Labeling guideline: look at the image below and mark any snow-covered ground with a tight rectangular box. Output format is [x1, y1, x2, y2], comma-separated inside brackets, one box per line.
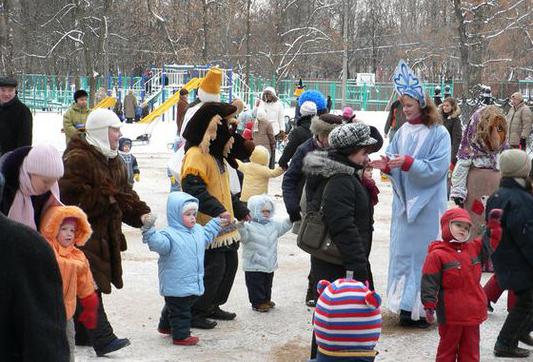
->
[31, 111, 523, 361]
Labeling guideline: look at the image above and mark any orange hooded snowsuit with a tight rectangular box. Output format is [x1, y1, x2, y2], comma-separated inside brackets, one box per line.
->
[40, 205, 95, 319]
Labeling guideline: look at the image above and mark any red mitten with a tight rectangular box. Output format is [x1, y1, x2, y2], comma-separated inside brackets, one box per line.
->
[471, 199, 485, 216]
[78, 292, 99, 329]
[425, 309, 435, 324]
[487, 209, 503, 248]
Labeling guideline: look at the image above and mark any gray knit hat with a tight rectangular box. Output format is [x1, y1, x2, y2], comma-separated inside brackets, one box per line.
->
[328, 122, 377, 153]
[500, 149, 531, 178]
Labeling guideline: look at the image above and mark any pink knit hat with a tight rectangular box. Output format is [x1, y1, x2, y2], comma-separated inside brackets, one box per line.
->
[342, 107, 354, 121]
[25, 144, 64, 178]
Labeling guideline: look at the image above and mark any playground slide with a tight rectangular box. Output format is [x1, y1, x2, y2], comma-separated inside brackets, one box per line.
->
[94, 96, 117, 109]
[139, 77, 202, 124]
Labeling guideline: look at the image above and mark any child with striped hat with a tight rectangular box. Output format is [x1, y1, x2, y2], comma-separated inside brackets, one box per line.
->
[312, 278, 382, 361]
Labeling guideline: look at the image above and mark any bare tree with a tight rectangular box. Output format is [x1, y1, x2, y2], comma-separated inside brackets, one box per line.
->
[0, 0, 14, 75]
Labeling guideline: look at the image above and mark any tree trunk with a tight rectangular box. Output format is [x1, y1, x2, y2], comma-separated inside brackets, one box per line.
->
[202, 0, 208, 63]
[0, 0, 15, 76]
[245, 0, 251, 84]
[99, 0, 113, 92]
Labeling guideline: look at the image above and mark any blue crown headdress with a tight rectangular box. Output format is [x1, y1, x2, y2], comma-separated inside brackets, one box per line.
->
[393, 59, 426, 108]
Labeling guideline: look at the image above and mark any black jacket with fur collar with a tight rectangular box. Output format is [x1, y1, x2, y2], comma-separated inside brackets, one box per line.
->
[303, 151, 372, 280]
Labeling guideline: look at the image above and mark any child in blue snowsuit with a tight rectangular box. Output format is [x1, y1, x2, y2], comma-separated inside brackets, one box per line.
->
[141, 192, 224, 346]
[238, 194, 292, 312]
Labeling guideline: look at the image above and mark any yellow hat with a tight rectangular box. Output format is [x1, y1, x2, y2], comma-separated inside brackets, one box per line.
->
[198, 68, 222, 102]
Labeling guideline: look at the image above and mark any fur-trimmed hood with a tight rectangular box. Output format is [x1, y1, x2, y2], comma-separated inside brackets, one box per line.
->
[310, 115, 343, 136]
[40, 205, 92, 248]
[303, 151, 356, 178]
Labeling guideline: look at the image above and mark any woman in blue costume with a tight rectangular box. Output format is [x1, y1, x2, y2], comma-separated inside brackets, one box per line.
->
[371, 60, 451, 328]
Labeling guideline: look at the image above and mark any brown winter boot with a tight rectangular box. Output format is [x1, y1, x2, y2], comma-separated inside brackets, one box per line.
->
[252, 303, 270, 313]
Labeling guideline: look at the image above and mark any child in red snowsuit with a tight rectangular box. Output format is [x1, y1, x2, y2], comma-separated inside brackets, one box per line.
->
[421, 207, 502, 361]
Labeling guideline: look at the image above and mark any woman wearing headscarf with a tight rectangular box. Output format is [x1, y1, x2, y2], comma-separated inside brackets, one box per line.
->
[0, 143, 63, 229]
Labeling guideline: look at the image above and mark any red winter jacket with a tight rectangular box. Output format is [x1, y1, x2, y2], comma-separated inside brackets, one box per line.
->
[421, 208, 501, 325]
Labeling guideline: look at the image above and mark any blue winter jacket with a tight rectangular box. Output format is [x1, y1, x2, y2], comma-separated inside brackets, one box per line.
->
[239, 195, 292, 273]
[142, 192, 221, 297]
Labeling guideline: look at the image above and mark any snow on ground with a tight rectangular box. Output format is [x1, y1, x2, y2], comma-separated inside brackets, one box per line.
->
[32, 111, 522, 361]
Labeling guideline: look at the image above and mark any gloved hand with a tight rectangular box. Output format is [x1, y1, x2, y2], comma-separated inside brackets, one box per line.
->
[78, 292, 99, 329]
[169, 175, 177, 185]
[452, 197, 464, 208]
[141, 213, 157, 230]
[425, 308, 435, 324]
[134, 174, 140, 182]
[520, 138, 526, 150]
[288, 210, 301, 223]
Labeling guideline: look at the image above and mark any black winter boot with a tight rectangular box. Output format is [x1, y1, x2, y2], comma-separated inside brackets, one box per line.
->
[494, 342, 530, 358]
[519, 333, 533, 346]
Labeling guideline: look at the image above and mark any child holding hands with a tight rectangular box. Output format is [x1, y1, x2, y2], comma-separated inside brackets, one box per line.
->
[141, 192, 229, 345]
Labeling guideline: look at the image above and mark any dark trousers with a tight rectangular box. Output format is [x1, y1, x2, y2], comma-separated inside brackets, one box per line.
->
[310, 257, 346, 301]
[269, 148, 276, 169]
[192, 245, 239, 318]
[245, 271, 274, 306]
[74, 291, 117, 351]
[437, 324, 480, 362]
[159, 296, 199, 340]
[497, 288, 533, 347]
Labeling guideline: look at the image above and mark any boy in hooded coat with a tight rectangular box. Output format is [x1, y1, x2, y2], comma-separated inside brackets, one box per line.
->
[239, 195, 292, 312]
[40, 205, 99, 361]
[421, 208, 502, 361]
[142, 192, 223, 345]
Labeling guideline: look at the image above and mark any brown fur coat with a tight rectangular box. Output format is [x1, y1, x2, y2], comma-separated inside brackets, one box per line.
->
[59, 136, 150, 294]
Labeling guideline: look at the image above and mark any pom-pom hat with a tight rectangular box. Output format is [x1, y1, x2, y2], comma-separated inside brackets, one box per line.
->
[314, 278, 382, 353]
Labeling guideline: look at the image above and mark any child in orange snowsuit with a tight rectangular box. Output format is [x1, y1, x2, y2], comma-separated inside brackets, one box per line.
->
[40, 205, 99, 361]
[421, 207, 502, 361]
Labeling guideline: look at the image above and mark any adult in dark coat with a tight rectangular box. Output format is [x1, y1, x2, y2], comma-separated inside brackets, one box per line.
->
[278, 101, 316, 169]
[486, 149, 533, 358]
[59, 109, 152, 356]
[439, 97, 462, 165]
[0, 173, 70, 362]
[282, 114, 342, 307]
[302, 122, 379, 359]
[0, 77, 32, 156]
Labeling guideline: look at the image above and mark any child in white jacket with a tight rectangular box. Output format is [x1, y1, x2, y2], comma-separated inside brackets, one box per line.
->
[238, 195, 292, 312]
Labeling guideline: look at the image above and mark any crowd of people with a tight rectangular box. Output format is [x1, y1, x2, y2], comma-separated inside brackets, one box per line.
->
[0, 60, 532, 362]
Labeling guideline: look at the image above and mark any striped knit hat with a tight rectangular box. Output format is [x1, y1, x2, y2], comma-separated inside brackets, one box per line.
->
[313, 279, 382, 353]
